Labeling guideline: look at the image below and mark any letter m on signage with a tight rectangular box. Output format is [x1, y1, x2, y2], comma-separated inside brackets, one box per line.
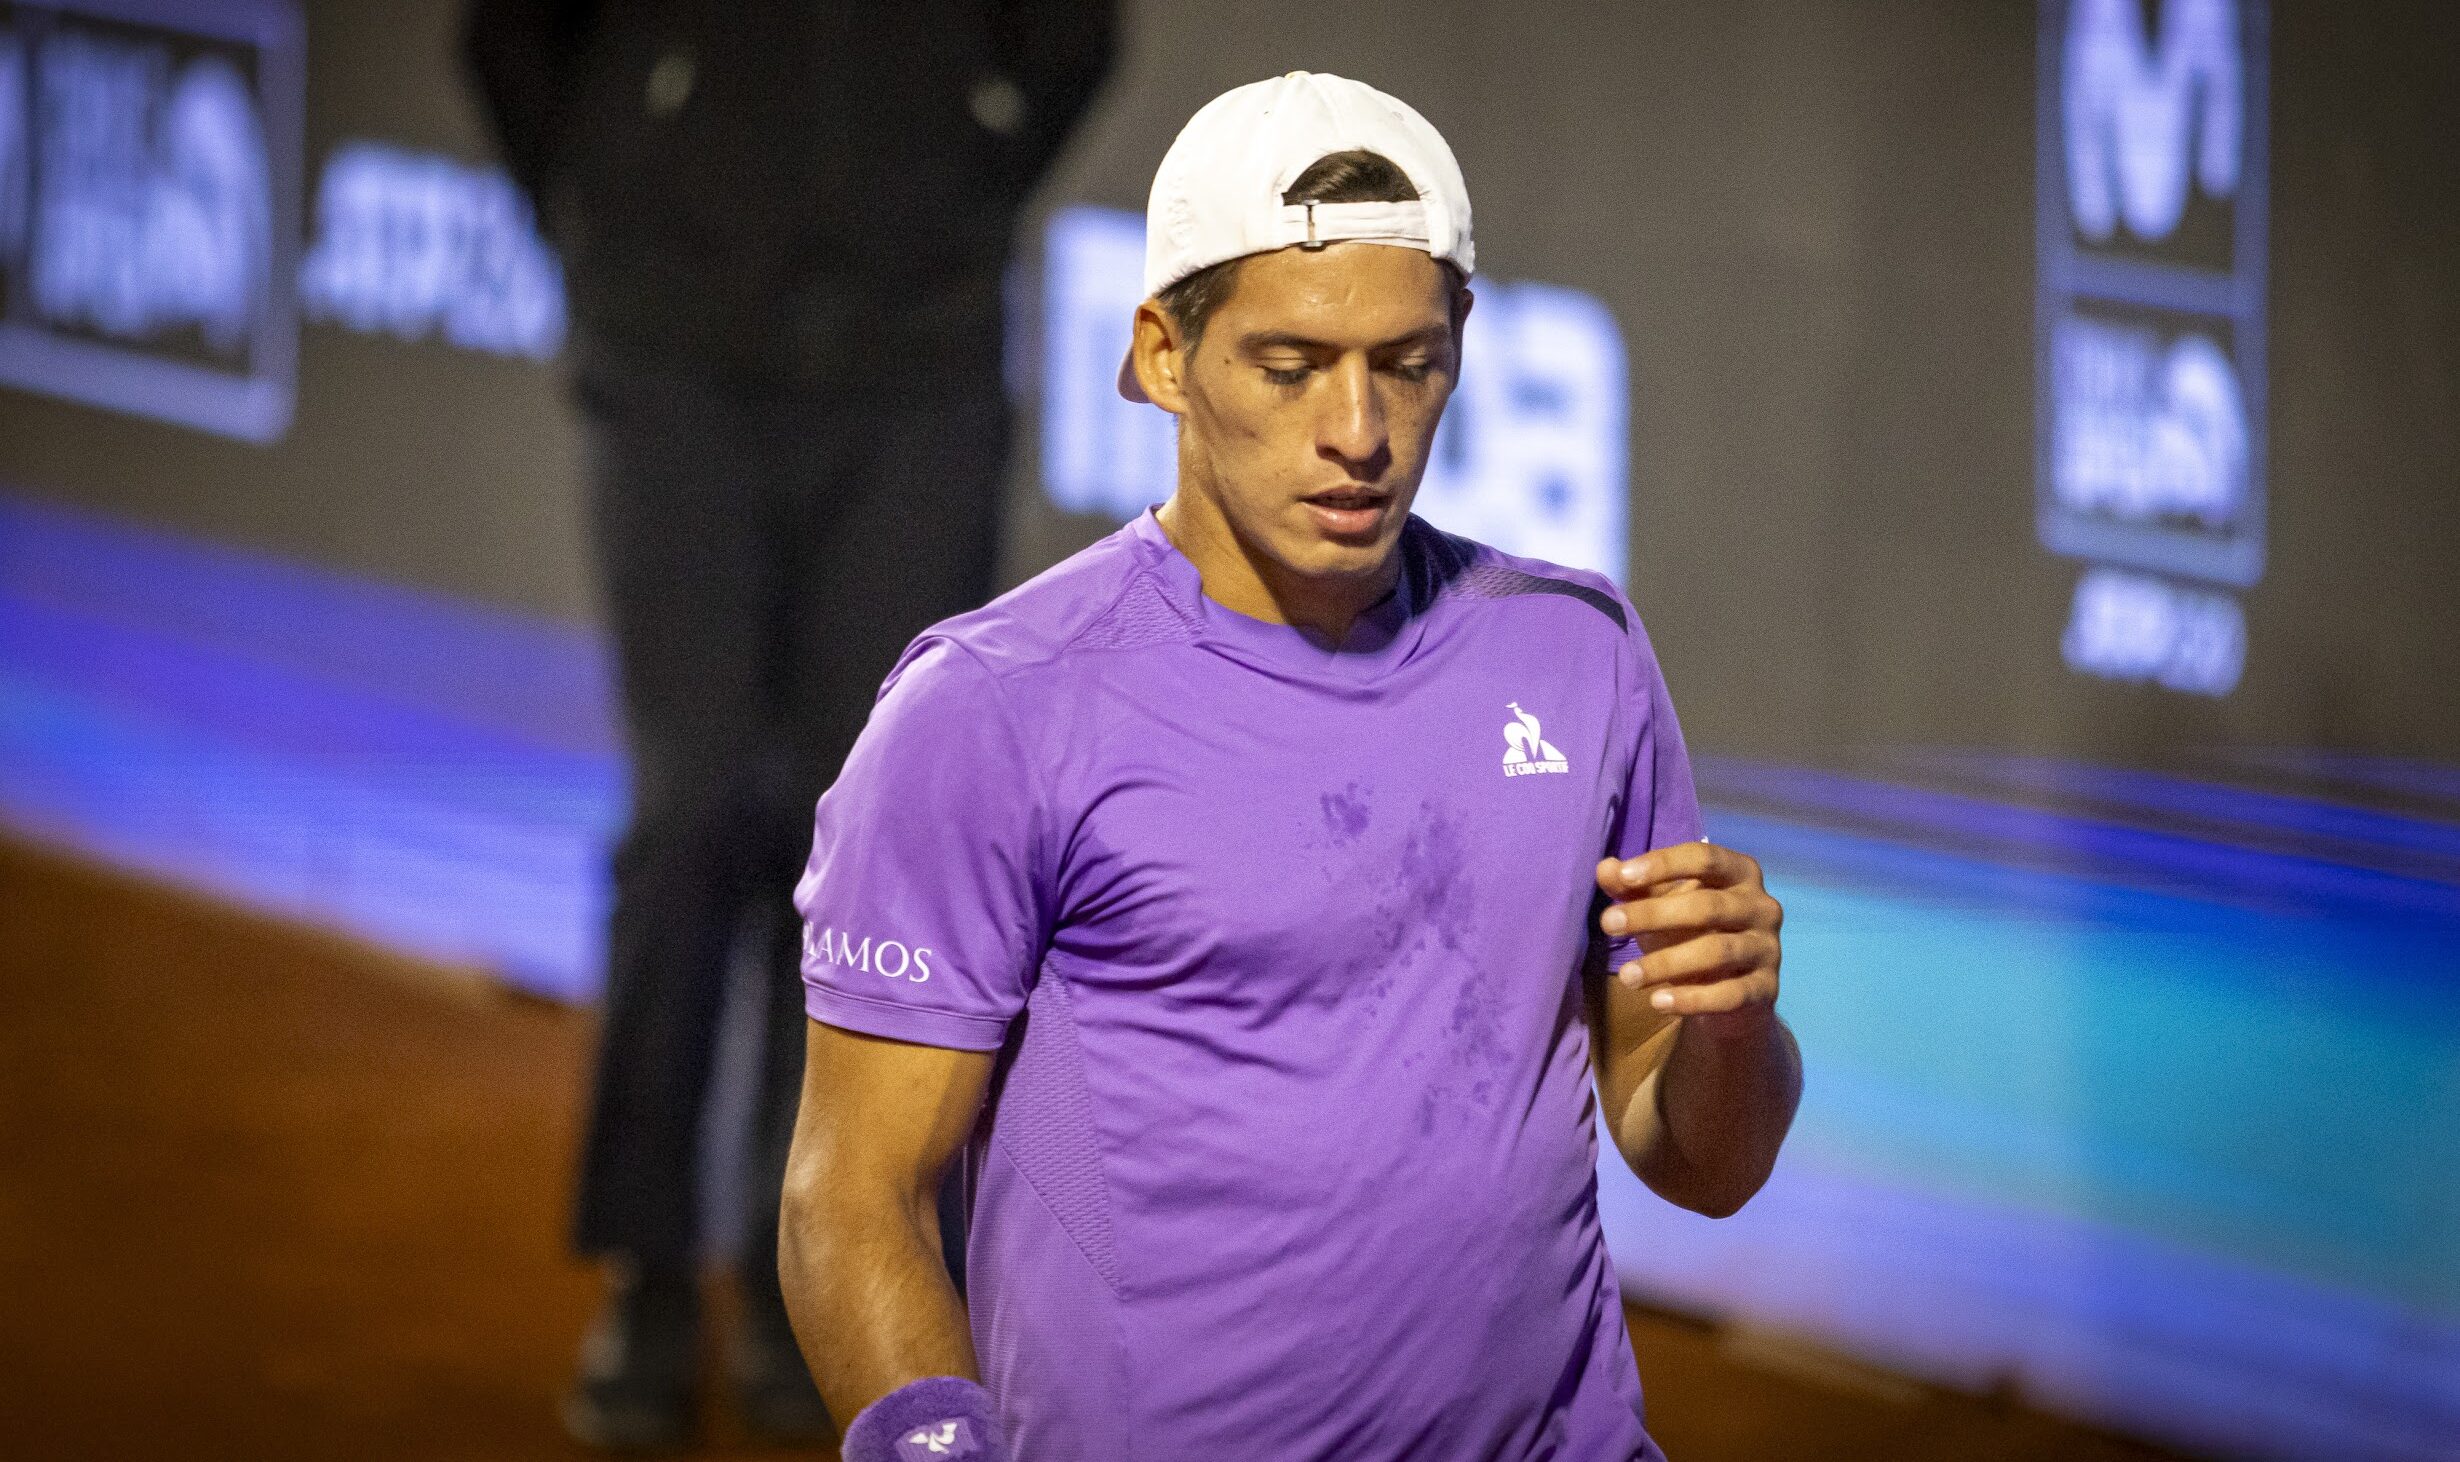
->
[2060, 0, 2247, 245]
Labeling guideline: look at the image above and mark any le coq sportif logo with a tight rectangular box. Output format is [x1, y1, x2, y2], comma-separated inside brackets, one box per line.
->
[1501, 702, 1569, 778]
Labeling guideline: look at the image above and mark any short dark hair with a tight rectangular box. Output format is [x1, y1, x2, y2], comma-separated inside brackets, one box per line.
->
[1155, 149, 1447, 349]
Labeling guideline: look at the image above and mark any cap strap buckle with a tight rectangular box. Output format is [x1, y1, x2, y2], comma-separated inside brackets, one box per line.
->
[1269, 200, 1436, 258]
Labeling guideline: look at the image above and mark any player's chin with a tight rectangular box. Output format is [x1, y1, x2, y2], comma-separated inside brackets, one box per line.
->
[1286, 536, 1398, 584]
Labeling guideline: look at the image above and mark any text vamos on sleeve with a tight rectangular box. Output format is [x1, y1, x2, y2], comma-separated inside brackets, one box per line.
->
[804, 925, 935, 982]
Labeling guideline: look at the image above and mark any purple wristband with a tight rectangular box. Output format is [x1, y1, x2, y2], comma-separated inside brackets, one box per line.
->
[842, 1375, 1007, 1462]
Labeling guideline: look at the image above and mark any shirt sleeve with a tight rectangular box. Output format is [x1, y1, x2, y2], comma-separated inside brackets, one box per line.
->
[794, 638, 1050, 1051]
[1602, 617, 1705, 969]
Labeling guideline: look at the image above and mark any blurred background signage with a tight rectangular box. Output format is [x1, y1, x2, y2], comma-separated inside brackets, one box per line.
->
[299, 139, 563, 361]
[2040, 0, 2267, 695]
[0, 0, 303, 441]
[0, 0, 557, 447]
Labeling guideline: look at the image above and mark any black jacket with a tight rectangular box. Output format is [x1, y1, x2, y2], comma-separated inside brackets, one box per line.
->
[462, 0, 1115, 386]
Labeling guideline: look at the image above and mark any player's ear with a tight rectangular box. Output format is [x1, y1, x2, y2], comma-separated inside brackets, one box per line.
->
[1131, 300, 1192, 415]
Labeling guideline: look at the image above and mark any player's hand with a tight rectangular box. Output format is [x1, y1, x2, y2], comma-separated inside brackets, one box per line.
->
[1595, 841, 1782, 1041]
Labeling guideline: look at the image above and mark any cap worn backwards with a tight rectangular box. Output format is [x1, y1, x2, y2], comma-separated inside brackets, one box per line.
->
[1118, 71, 1475, 403]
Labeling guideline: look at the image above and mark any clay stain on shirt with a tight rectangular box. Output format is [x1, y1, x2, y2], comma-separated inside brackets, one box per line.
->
[1373, 801, 1512, 1127]
[1320, 782, 1372, 843]
[1390, 801, 1477, 963]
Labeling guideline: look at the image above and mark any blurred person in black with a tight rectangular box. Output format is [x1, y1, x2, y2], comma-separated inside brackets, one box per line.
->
[460, 2, 1114, 1448]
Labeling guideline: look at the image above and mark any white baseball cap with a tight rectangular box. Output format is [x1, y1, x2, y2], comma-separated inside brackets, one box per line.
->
[1118, 70, 1476, 402]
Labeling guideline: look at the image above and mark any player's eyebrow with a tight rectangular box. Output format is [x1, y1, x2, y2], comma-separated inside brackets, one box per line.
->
[1236, 325, 1451, 354]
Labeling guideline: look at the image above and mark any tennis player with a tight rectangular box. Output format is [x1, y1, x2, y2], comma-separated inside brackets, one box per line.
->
[779, 71, 1800, 1462]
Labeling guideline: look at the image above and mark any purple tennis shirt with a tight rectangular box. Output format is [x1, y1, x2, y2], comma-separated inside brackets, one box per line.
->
[797, 509, 1701, 1462]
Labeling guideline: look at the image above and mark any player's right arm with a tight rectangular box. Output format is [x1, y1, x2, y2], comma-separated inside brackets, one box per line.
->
[778, 1021, 993, 1424]
[775, 635, 1055, 1442]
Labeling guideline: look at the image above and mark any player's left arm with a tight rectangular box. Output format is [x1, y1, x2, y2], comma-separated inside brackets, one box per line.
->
[1583, 840, 1802, 1218]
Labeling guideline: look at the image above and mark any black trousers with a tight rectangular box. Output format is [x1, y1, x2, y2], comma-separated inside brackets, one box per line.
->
[569, 360, 1006, 1298]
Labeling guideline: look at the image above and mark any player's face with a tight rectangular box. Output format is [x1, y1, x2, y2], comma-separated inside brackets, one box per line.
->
[1172, 244, 1467, 585]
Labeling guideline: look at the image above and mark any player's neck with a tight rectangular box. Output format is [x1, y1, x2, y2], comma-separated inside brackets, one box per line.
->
[1156, 489, 1400, 649]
